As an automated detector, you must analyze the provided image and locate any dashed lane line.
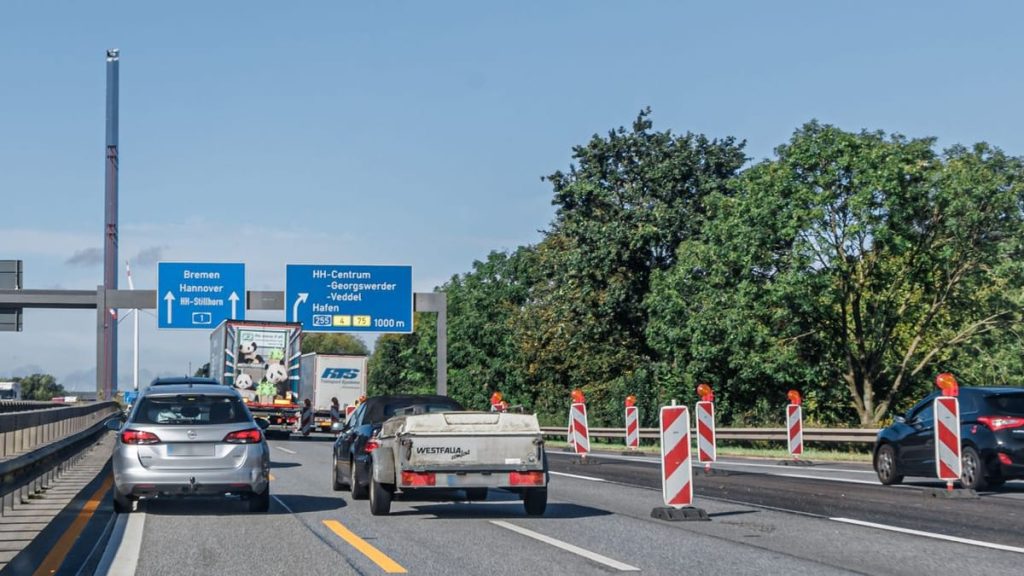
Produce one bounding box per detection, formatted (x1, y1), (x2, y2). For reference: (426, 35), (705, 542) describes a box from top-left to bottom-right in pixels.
(322, 520), (407, 574)
(490, 520), (640, 572)
(549, 471), (606, 482)
(830, 517), (1024, 554)
(276, 446), (297, 454)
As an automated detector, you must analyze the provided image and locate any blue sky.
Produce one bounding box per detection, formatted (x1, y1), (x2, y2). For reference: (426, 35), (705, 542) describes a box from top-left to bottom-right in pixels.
(2, 1), (1022, 390)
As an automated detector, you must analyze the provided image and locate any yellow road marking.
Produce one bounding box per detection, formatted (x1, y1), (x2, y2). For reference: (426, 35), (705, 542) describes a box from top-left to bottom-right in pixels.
(33, 474), (113, 576)
(322, 519), (407, 573)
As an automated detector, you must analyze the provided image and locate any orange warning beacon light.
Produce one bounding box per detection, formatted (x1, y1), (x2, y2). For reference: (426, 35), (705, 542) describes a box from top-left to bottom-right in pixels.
(571, 389), (585, 404)
(936, 372), (959, 397)
(696, 383), (714, 402)
(490, 391), (503, 405)
(787, 389), (802, 406)
(624, 395), (637, 407)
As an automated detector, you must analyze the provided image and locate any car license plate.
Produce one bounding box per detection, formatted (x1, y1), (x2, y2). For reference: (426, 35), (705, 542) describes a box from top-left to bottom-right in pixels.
(167, 444), (215, 457)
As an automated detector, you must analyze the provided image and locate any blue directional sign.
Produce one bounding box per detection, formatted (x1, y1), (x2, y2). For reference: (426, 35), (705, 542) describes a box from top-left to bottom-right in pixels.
(158, 262), (245, 329)
(286, 265), (412, 333)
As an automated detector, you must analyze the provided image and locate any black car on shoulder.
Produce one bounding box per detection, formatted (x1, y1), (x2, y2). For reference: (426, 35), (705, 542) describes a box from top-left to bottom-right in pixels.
(874, 386), (1024, 489)
(332, 394), (465, 499)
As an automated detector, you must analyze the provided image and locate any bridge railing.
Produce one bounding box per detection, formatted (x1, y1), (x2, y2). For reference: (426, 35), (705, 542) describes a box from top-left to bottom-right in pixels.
(540, 426), (879, 445)
(0, 401), (120, 514)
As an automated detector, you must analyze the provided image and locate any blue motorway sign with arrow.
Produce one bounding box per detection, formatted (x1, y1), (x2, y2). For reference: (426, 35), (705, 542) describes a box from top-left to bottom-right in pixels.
(158, 262), (245, 329)
(286, 264), (412, 333)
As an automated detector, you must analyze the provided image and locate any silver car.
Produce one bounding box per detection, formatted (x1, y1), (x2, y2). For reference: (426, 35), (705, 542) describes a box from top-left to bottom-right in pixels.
(106, 381), (271, 513)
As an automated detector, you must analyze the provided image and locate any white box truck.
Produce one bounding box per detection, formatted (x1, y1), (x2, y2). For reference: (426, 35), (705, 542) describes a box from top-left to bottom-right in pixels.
(299, 353), (368, 432)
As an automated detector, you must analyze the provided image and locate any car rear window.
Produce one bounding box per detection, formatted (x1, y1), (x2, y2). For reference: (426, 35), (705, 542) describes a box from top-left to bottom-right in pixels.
(365, 397), (464, 424)
(984, 393), (1024, 416)
(134, 395), (251, 425)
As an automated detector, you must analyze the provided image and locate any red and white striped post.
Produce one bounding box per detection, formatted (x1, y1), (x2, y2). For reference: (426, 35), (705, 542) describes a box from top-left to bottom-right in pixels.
(934, 373), (962, 492)
(624, 395), (639, 451)
(786, 390), (804, 461)
(695, 384), (716, 473)
(569, 389), (590, 458)
(345, 404), (356, 420)
(660, 402), (693, 508)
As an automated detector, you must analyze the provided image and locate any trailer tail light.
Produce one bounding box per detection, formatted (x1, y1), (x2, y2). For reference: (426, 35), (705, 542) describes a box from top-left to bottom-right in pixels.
(121, 429), (161, 445)
(509, 471), (545, 486)
(223, 428), (263, 444)
(401, 471), (436, 486)
(364, 440), (380, 453)
(978, 416), (1024, 432)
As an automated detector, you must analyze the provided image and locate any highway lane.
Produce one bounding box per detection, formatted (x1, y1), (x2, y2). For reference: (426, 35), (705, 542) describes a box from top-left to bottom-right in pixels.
(99, 436), (1023, 575)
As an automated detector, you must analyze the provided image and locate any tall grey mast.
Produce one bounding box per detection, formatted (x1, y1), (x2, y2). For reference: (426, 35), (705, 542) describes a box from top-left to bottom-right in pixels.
(100, 49), (119, 400)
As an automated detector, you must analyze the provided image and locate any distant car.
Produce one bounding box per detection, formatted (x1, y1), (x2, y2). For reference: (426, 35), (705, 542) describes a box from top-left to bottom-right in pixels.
(106, 382), (271, 513)
(874, 386), (1024, 489)
(332, 395), (464, 499)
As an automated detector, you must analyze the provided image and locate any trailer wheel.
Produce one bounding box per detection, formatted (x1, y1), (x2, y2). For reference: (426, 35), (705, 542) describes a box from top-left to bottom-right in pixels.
(523, 488), (547, 516)
(369, 478), (393, 516)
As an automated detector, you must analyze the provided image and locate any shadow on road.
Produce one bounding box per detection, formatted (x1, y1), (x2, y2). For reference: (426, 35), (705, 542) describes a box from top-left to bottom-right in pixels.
(269, 461), (302, 469)
(137, 493), (345, 516)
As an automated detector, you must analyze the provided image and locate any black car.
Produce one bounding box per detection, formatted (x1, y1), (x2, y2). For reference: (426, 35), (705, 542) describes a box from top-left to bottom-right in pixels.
(332, 395), (465, 499)
(874, 386), (1024, 489)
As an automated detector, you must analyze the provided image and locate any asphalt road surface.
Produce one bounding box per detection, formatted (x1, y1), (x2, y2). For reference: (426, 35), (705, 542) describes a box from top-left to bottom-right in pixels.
(63, 437), (1024, 575)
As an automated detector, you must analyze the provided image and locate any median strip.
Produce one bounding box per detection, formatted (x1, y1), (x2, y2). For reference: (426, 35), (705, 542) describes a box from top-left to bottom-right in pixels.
(490, 520), (640, 572)
(322, 520), (407, 573)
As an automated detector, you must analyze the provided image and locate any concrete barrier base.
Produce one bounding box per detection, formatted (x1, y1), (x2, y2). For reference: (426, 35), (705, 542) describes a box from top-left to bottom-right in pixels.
(651, 506), (710, 521)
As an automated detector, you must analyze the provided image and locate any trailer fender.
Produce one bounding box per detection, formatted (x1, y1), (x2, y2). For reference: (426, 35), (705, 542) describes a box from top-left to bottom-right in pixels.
(372, 446), (396, 484)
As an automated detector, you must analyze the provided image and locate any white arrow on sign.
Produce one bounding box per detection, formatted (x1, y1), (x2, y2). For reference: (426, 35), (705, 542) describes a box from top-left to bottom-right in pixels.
(229, 291), (240, 318)
(292, 292), (308, 322)
(163, 291), (176, 325)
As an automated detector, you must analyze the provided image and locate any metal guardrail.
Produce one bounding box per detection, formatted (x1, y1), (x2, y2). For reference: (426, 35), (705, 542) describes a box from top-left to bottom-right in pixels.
(0, 401), (120, 515)
(540, 426), (879, 444)
(0, 400), (62, 414)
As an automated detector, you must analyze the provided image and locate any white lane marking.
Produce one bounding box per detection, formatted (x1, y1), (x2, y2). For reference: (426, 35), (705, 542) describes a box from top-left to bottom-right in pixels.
(550, 471), (607, 482)
(831, 517), (1024, 554)
(101, 509), (146, 576)
(770, 472), (882, 486)
(276, 446), (297, 454)
(272, 495), (294, 513)
(490, 520), (640, 572)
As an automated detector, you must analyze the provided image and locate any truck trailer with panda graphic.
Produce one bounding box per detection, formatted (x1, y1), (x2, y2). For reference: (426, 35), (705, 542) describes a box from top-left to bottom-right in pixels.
(210, 319), (303, 437)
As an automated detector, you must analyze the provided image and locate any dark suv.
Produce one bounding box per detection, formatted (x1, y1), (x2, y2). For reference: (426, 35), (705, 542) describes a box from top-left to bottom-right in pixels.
(332, 395), (464, 499)
(874, 386), (1024, 489)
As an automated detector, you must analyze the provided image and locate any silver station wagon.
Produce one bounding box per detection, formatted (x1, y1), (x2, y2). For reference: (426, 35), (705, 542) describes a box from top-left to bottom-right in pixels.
(107, 379), (271, 512)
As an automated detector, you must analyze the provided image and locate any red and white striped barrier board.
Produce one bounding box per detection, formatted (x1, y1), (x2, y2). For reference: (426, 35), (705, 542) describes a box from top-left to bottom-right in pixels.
(696, 401), (716, 463)
(659, 405), (693, 508)
(570, 402), (590, 454)
(934, 396), (962, 481)
(345, 405), (356, 419)
(567, 421), (575, 450)
(787, 404), (803, 456)
(625, 406), (639, 449)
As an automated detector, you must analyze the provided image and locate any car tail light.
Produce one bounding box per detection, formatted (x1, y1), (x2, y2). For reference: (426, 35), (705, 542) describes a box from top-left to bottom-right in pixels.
(977, 416), (1024, 432)
(121, 429), (160, 445)
(401, 471), (436, 486)
(998, 453), (1013, 466)
(364, 440), (380, 453)
(223, 428), (263, 444)
(509, 471), (545, 486)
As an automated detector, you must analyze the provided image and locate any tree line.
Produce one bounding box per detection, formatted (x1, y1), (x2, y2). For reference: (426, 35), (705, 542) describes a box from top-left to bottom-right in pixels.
(363, 110), (1024, 429)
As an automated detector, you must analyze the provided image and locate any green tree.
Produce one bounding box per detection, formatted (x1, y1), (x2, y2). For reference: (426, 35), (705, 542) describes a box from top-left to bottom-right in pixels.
(524, 109), (746, 425)
(367, 313), (436, 396)
(16, 374), (66, 401)
(193, 363), (210, 377)
(301, 333), (370, 356)
(648, 122), (1024, 426)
